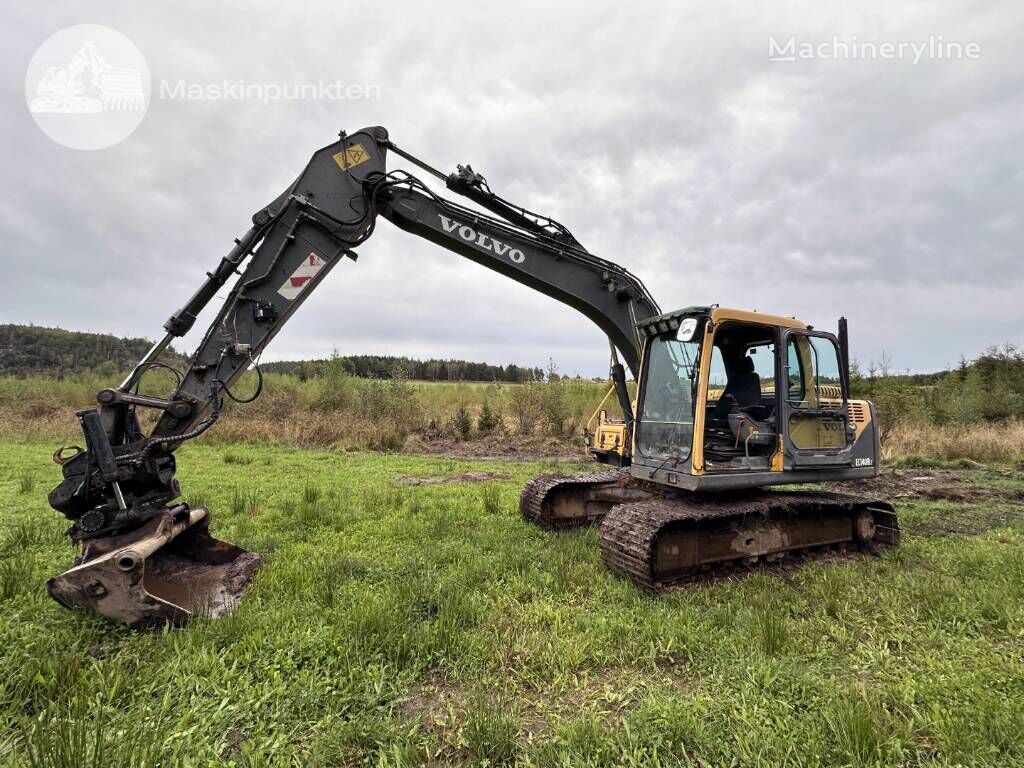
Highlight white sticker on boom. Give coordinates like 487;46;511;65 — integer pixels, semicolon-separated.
278;252;326;300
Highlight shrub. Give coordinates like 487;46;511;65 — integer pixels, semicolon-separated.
540;380;572;436
312;353;360;413
477;398;501;434
359;377;421;427
452;405;473;440
509;382;544;435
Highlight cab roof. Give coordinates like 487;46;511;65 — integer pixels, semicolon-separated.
637;306;807;336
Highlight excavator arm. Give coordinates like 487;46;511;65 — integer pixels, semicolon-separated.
45;126;659;626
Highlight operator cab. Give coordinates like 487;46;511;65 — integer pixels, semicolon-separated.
630;306;876;490
703;321;778;470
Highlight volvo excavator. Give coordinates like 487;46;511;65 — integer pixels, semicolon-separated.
45;126;899;627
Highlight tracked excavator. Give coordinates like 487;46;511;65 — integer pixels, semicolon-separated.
46;126;899;627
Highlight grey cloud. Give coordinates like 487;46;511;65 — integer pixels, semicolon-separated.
1;1;1021;377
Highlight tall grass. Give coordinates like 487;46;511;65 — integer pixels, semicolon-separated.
5;368;1024;463
882;419;1024;465
822;694;898;767
13;686;169;768
461;696;520;765
17;472;35;494
752;608;789;656
229;487;262;518
0;370;615;452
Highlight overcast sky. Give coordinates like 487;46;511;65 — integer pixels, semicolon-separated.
3;2;1021;377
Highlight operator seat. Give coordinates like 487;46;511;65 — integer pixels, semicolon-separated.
714;356;762;420
716;356;777;457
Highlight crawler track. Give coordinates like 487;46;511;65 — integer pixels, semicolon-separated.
599;491;899;591
519;469;630;529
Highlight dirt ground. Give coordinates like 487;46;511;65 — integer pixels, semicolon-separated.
403;432;586;463
823;467;1024;537
395;471;509;486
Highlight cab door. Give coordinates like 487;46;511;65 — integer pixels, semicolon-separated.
780;330;854;467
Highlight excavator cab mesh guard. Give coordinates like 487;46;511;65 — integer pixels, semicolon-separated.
47;506;261;629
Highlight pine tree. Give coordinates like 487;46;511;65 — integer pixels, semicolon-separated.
477;399;500;434
453;405;473;439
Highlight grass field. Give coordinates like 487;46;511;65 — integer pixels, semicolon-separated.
2;438;1023;767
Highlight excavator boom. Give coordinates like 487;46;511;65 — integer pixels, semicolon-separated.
46;126;659;626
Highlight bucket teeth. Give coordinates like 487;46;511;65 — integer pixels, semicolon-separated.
47;507;261;629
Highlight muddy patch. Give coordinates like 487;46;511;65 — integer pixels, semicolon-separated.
219;727;249;760
395;471;508;486
822;469;1024;504
823;469;975;501
919;487;973;502
403;433;586;463
397;671;461;725
824;468;1024;537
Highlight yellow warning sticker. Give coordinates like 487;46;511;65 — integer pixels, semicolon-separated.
332;143;371;171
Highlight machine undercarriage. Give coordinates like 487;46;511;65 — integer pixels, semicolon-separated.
521;474;900;590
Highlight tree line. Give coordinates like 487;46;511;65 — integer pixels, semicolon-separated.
0;324;186;377
850;344;1024;444
262;355;547;383
0;325;546;383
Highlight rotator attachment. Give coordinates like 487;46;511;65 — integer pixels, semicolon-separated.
47;505;261;629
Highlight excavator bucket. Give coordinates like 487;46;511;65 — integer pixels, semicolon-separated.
46;506;261;629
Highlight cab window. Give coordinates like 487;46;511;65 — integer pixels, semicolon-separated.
636;335;699;460
787;335;844;407
787;338;805;402
746;342;776;394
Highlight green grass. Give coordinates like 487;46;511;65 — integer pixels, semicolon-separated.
1;438;1023;766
